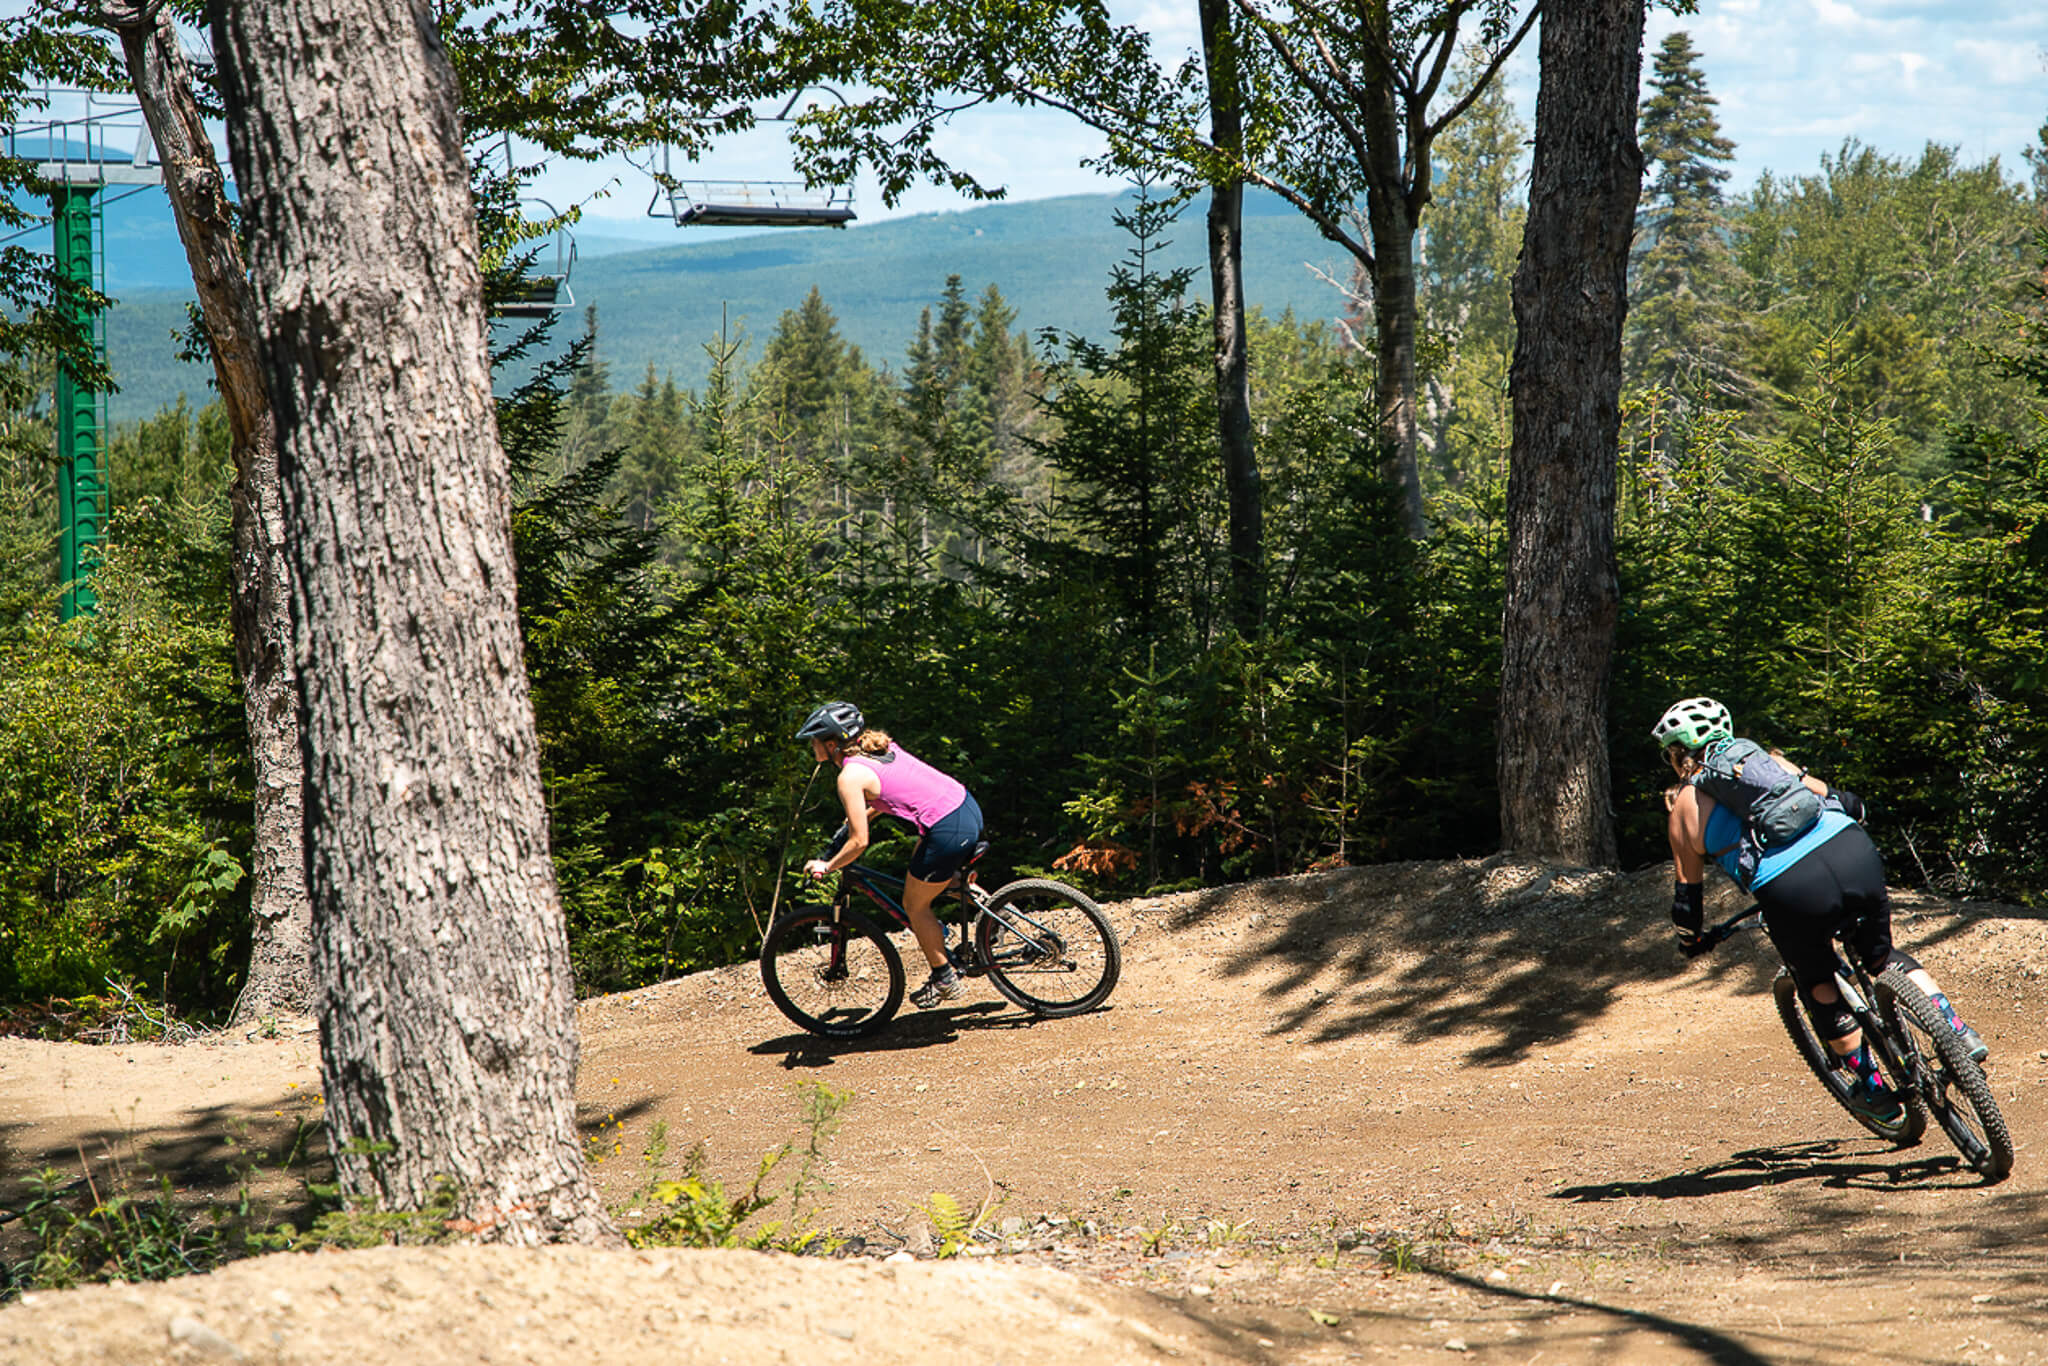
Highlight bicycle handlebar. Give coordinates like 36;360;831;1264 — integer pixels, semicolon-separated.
1680;904;1764;958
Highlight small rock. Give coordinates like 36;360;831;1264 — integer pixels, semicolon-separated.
168;1316;245;1362
884;1250;916;1264
1445;1339;1470;1353
1486;1268;1510;1284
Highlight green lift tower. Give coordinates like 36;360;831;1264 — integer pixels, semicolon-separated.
51;183;108;619
16;90;162;619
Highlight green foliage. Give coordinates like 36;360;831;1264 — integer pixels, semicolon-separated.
920;1189;984;1258
1612;311;2048;900
251;1180;464;1253
1734;140;2036;473
2;1167;232;1296
623;1083;851;1253
0;496;248;1007
1028;189;1222;651
14;69;2048;1017
0;1114;316;1298
1418;50;1527;493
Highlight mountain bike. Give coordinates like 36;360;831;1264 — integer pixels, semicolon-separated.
759;841;1121;1038
1687;905;2012;1181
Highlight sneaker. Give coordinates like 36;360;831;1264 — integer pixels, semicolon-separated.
1954;1021;1989;1065
1844;1073;1904;1123
910;966;964;1010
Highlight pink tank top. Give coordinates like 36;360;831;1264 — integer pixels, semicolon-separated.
843;744;967;833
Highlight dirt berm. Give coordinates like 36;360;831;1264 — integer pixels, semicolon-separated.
4;855;2046;1364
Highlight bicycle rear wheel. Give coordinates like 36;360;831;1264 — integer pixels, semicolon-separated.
1771;970;1925;1146
760;908;905;1038
1875;967;2012;1181
975;878;1120;1017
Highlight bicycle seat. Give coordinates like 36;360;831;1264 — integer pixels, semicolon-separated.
947;842;991;891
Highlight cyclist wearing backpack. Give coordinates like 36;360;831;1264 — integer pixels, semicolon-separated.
1654;696;1987;1121
796;701;984;1009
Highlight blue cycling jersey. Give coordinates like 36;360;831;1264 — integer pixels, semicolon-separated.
1704;804;1855;891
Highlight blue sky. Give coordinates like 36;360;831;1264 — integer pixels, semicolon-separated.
541;0;2046;238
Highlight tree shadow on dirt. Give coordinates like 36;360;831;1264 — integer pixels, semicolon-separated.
0;1101;329;1261
749;999;1100;1069
1150;858;2025;1068
1551;1137;1978;1203
574;1094;661;1137
1435;1267;1783;1366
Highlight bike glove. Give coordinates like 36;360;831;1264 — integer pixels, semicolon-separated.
1670;880;1704;934
1834;787;1866;822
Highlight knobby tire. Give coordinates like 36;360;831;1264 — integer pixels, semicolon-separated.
976;878;1121;1017
1770;969;1925;1146
1875;967;2013;1181
760;907;905;1038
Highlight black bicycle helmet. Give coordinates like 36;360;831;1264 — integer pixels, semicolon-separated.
796;700;864;743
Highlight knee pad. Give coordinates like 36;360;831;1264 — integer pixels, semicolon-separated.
1799;982;1859;1041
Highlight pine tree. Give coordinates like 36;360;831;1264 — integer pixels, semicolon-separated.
1028;193;1220;652
967;282;1038;492
756;286;852;440
614;363;686;535
1628;31;1750;407
559;304;614;472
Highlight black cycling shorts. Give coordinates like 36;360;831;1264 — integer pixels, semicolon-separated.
1756;822;1893;988
907;792;984;882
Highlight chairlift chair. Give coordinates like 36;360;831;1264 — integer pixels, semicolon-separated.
498;199;577;318
643;94;857;230
653;178;855;228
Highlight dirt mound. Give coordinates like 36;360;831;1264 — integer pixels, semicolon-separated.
5;855;2046;1365
1;1244;1244;1366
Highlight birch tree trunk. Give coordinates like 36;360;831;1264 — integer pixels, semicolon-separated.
98;2;310;1024
1497;0;1645;866
212;0;615;1244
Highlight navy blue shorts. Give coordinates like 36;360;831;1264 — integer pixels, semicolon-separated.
907;793;984;882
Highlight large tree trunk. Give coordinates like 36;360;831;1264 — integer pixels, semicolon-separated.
1358;14;1428;541
1365;197;1426;539
212;0;615;1245
1199;0;1263;632
1497;0;1645;866
100;2;310;1026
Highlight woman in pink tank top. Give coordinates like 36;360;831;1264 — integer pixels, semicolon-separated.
796;701;984;1009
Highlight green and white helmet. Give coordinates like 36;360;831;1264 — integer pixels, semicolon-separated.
1651;696;1733;751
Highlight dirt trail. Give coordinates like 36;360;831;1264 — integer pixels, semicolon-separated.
4;855;2047;1364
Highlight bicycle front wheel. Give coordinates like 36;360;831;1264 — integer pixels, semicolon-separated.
1771;970;1925;1146
760;908;905;1038
975;878;1120;1017
1875;967;2012;1181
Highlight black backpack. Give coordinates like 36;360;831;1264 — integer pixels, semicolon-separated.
1691;738;1824;855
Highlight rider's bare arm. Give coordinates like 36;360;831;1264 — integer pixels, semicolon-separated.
805;765;882;879
1666;785;1709;884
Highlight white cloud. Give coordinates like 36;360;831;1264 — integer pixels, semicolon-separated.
1809;0;1868;31
1951;38;2040;86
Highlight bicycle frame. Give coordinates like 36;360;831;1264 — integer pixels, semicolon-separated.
824;861;992;967
1696;907;1928;1107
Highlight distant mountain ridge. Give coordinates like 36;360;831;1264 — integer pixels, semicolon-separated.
97;189;1355;426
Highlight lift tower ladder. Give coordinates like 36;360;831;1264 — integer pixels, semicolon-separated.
6;89;165;619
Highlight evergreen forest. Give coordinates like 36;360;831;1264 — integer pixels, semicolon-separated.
3;27;2046;1021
